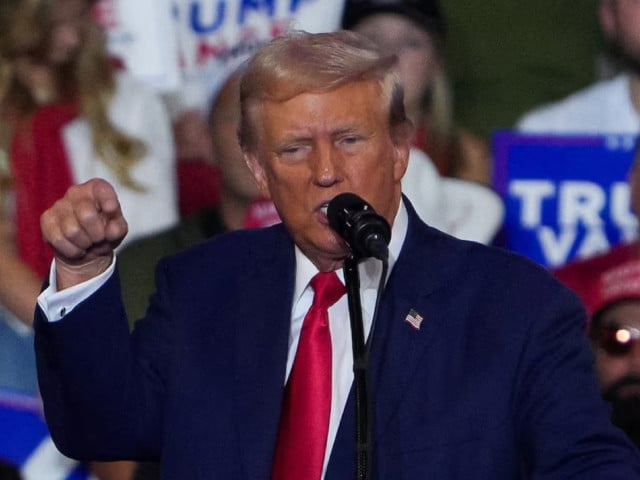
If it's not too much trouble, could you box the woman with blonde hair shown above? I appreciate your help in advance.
[0,2,177,478]
[342,0,493,185]
[342,0,503,244]
[0,0,178,310]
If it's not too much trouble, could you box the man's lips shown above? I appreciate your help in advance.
[315,200,331,224]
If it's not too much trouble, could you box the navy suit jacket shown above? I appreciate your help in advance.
[35,200,640,479]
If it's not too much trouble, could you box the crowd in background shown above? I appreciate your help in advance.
[2,0,640,478]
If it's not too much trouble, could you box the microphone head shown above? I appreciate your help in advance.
[327,192,391,260]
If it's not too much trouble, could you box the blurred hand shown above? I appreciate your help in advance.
[40,178,128,289]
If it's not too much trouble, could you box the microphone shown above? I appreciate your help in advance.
[327,192,391,261]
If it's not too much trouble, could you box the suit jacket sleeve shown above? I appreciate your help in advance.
[34,266,169,461]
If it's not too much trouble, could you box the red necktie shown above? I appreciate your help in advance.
[271,271,346,480]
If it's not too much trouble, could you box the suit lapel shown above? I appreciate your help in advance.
[327,206,455,477]
[368,204,453,442]
[232,226,296,479]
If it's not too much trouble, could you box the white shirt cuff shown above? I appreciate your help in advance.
[37,256,117,322]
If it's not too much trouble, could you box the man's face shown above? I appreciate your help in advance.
[595,301,640,395]
[593,300,640,446]
[244,80,409,271]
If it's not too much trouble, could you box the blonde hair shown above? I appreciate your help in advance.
[0,0,145,190]
[238,30,412,152]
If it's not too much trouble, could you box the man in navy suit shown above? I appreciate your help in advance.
[35,30,640,479]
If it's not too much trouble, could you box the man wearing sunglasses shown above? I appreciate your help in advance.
[555,138,640,447]
[556,240,640,447]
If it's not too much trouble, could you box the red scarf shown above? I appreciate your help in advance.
[11,103,78,278]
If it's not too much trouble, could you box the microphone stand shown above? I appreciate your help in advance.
[344,254,388,480]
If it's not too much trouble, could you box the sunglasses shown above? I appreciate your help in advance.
[595,325,640,356]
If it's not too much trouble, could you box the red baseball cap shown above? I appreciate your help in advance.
[554,243,640,325]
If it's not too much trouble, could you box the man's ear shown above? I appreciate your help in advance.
[391,124,412,182]
[244,152,271,199]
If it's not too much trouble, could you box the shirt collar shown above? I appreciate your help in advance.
[293,198,408,302]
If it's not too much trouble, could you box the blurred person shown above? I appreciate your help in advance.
[0,0,178,288]
[518,0,640,133]
[0,0,178,327]
[33,30,640,479]
[342,0,490,183]
[559,258,640,448]
[0,1,178,478]
[342,0,503,244]
[554,139,640,446]
[597,299,640,447]
[118,65,278,324]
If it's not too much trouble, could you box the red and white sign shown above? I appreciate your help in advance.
[96,0,345,112]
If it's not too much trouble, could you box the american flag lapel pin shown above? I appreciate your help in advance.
[405,308,424,330]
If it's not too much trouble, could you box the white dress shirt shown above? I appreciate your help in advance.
[37,200,409,478]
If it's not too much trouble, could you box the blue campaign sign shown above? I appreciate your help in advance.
[493,131,638,268]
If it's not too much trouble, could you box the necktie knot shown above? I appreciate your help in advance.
[310,271,345,310]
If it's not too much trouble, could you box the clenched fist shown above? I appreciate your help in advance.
[40,178,128,290]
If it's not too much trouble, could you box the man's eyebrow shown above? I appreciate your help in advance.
[330,125,366,136]
[275,132,313,145]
